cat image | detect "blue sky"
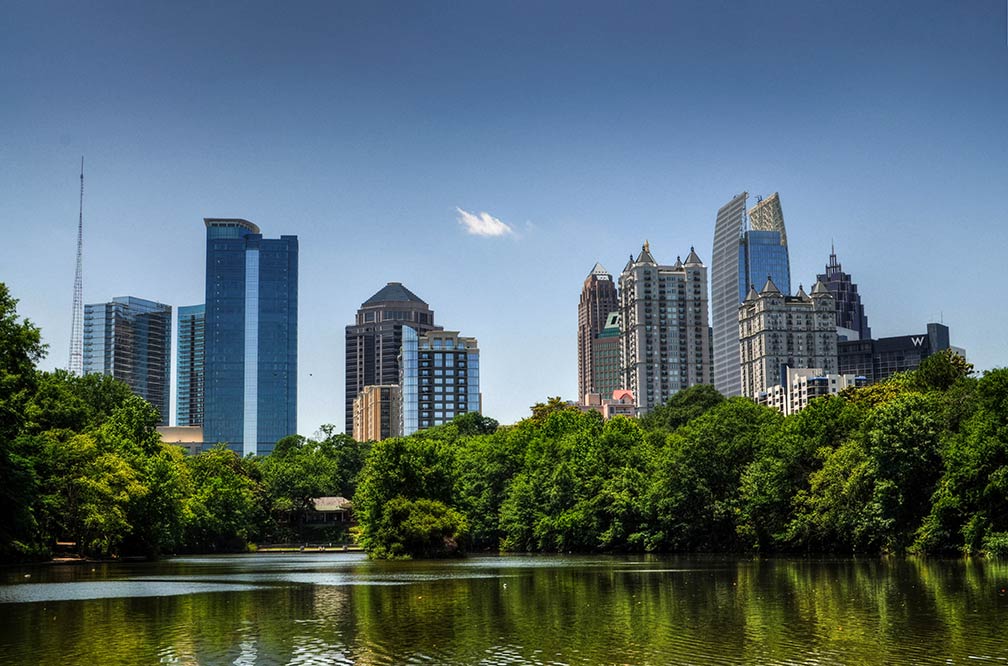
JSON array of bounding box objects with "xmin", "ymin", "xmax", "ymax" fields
[{"xmin": 2, "ymin": 1, "xmax": 1006, "ymax": 434}]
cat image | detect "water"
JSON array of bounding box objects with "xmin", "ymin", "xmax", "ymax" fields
[{"xmin": 1, "ymin": 554, "xmax": 1006, "ymax": 665}]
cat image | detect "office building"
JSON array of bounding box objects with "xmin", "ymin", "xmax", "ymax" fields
[
  {"xmin": 590, "ymin": 312, "xmax": 622, "ymax": 400},
  {"xmin": 578, "ymin": 263, "xmax": 619, "ymax": 399},
  {"xmin": 83, "ymin": 296, "xmax": 172, "ymax": 425},
  {"xmin": 738, "ymin": 278, "xmax": 838, "ymax": 398},
  {"xmin": 352, "ymin": 384, "xmax": 401, "ymax": 442},
  {"xmin": 757, "ymin": 367, "xmax": 868, "ymax": 416},
  {"xmin": 176, "ymin": 304, "xmax": 205, "ymax": 427},
  {"xmin": 817, "ymin": 245, "xmax": 871, "ymax": 341},
  {"xmin": 619, "ymin": 242, "xmax": 711, "ymax": 413},
  {"xmin": 345, "ymin": 282, "xmax": 440, "ymax": 434},
  {"xmin": 400, "ymin": 327, "xmax": 480, "ymax": 436},
  {"xmin": 838, "ymin": 323, "xmax": 953, "ymax": 384},
  {"xmin": 711, "ymin": 192, "xmax": 791, "ymax": 397},
  {"xmin": 203, "ymin": 218, "xmax": 298, "ymax": 456}
]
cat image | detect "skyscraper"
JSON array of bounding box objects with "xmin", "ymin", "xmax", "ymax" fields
[
  {"xmin": 591, "ymin": 312, "xmax": 622, "ymax": 399},
  {"xmin": 578, "ymin": 263, "xmax": 619, "ymax": 401},
  {"xmin": 619, "ymin": 243, "xmax": 711, "ymax": 413},
  {"xmin": 345, "ymin": 282, "xmax": 440, "ymax": 434},
  {"xmin": 817, "ymin": 245, "xmax": 872, "ymax": 341},
  {"xmin": 399, "ymin": 327, "xmax": 480, "ymax": 436},
  {"xmin": 203, "ymin": 218, "xmax": 298, "ymax": 456},
  {"xmin": 176, "ymin": 304, "xmax": 205, "ymax": 427},
  {"xmin": 738, "ymin": 278, "xmax": 837, "ymax": 398},
  {"xmin": 711, "ymin": 192, "xmax": 791, "ymax": 397},
  {"xmin": 83, "ymin": 296, "xmax": 172, "ymax": 425}
]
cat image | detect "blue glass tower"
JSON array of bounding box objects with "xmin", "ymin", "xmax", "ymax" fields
[
  {"xmin": 176, "ymin": 304, "xmax": 205, "ymax": 427},
  {"xmin": 711, "ymin": 192, "xmax": 790, "ymax": 397},
  {"xmin": 203, "ymin": 218, "xmax": 298, "ymax": 456},
  {"xmin": 399, "ymin": 326, "xmax": 480, "ymax": 436}
]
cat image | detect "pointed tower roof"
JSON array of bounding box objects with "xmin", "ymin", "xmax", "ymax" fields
[
  {"xmin": 760, "ymin": 275, "xmax": 781, "ymax": 295},
  {"xmin": 744, "ymin": 285, "xmax": 759, "ymax": 303},
  {"xmin": 672, "ymin": 255, "xmax": 683, "ymax": 270},
  {"xmin": 811, "ymin": 278, "xmax": 832, "ymax": 298},
  {"xmin": 795, "ymin": 284, "xmax": 811, "ymax": 301},
  {"xmin": 636, "ymin": 241, "xmax": 657, "ymax": 265},
  {"xmin": 683, "ymin": 246, "xmax": 703, "ymax": 267},
  {"xmin": 588, "ymin": 262, "xmax": 609, "ymax": 277},
  {"xmin": 623, "ymin": 254, "xmax": 635, "ymax": 273},
  {"xmin": 363, "ymin": 282, "xmax": 426, "ymax": 305}
]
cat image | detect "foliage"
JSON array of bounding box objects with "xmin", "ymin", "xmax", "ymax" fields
[
  {"xmin": 638, "ymin": 384, "xmax": 725, "ymax": 432},
  {"xmin": 364, "ymin": 497, "xmax": 467, "ymax": 559}
]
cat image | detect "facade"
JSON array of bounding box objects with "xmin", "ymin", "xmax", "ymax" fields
[
  {"xmin": 738, "ymin": 278, "xmax": 838, "ymax": 398},
  {"xmin": 203, "ymin": 218, "xmax": 298, "ymax": 456},
  {"xmin": 590, "ymin": 312, "xmax": 622, "ymax": 398},
  {"xmin": 711, "ymin": 192, "xmax": 791, "ymax": 397},
  {"xmin": 83, "ymin": 296, "xmax": 172, "ymax": 425},
  {"xmin": 345, "ymin": 282, "xmax": 440, "ymax": 434},
  {"xmin": 579, "ymin": 389, "xmax": 637, "ymax": 419},
  {"xmin": 817, "ymin": 245, "xmax": 871, "ymax": 341},
  {"xmin": 578, "ymin": 263, "xmax": 620, "ymax": 400},
  {"xmin": 757, "ymin": 367, "xmax": 867, "ymax": 416},
  {"xmin": 156, "ymin": 425, "xmax": 204, "ymax": 456},
  {"xmin": 352, "ymin": 384, "xmax": 401, "ymax": 442},
  {"xmin": 400, "ymin": 327, "xmax": 480, "ymax": 436},
  {"xmin": 838, "ymin": 323, "xmax": 952, "ymax": 384},
  {"xmin": 176, "ymin": 304, "xmax": 205, "ymax": 427},
  {"xmin": 619, "ymin": 243, "xmax": 711, "ymax": 414}
]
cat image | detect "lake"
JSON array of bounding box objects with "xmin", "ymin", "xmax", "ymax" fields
[{"xmin": 1, "ymin": 553, "xmax": 1006, "ymax": 664}]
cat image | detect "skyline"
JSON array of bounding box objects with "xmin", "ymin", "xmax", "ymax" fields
[{"xmin": 2, "ymin": 1, "xmax": 1006, "ymax": 433}]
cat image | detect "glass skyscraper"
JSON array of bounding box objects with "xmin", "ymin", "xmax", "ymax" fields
[
  {"xmin": 203, "ymin": 218, "xmax": 298, "ymax": 456},
  {"xmin": 176, "ymin": 304, "xmax": 205, "ymax": 427},
  {"xmin": 83, "ymin": 296, "xmax": 172, "ymax": 425},
  {"xmin": 399, "ymin": 326, "xmax": 480, "ymax": 436},
  {"xmin": 711, "ymin": 192, "xmax": 791, "ymax": 397},
  {"xmin": 345, "ymin": 283, "xmax": 440, "ymax": 434}
]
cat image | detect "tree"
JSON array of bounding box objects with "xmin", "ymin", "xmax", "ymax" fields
[
  {"xmin": 0, "ymin": 283, "xmax": 46, "ymax": 441},
  {"xmin": 639, "ymin": 384, "xmax": 725, "ymax": 432},
  {"xmin": 528, "ymin": 396, "xmax": 578, "ymax": 422},
  {"xmin": 364, "ymin": 497, "xmax": 467, "ymax": 559},
  {"xmin": 183, "ymin": 446, "xmax": 262, "ymax": 552}
]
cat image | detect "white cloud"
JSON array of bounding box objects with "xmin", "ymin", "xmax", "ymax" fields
[{"xmin": 456, "ymin": 207, "xmax": 514, "ymax": 237}]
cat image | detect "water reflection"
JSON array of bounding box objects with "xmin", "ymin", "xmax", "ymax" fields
[{"xmin": 1, "ymin": 554, "xmax": 1006, "ymax": 665}]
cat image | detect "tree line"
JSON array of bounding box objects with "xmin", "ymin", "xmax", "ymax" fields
[{"xmin": 2, "ymin": 281, "xmax": 1006, "ymax": 561}]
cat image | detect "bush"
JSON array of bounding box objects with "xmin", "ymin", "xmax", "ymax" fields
[{"xmin": 366, "ymin": 497, "xmax": 467, "ymax": 559}]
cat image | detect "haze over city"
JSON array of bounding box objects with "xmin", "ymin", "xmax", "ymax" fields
[{"xmin": 2, "ymin": 1, "xmax": 1006, "ymax": 434}]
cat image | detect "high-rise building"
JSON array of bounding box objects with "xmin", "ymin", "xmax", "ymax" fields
[
  {"xmin": 203, "ymin": 218, "xmax": 298, "ymax": 456},
  {"xmin": 352, "ymin": 384, "xmax": 401, "ymax": 442},
  {"xmin": 838, "ymin": 323, "xmax": 953, "ymax": 384},
  {"xmin": 738, "ymin": 278, "xmax": 837, "ymax": 398},
  {"xmin": 711, "ymin": 192, "xmax": 791, "ymax": 397},
  {"xmin": 619, "ymin": 243, "xmax": 711, "ymax": 413},
  {"xmin": 83, "ymin": 296, "xmax": 172, "ymax": 425},
  {"xmin": 345, "ymin": 283, "xmax": 440, "ymax": 434},
  {"xmin": 399, "ymin": 327, "xmax": 480, "ymax": 436},
  {"xmin": 757, "ymin": 367, "xmax": 868, "ymax": 416},
  {"xmin": 590, "ymin": 312, "xmax": 622, "ymax": 400},
  {"xmin": 176, "ymin": 304, "xmax": 205, "ymax": 427},
  {"xmin": 578, "ymin": 263, "xmax": 619, "ymax": 400},
  {"xmin": 817, "ymin": 245, "xmax": 871, "ymax": 341}
]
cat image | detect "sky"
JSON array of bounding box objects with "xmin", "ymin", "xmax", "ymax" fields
[{"xmin": 2, "ymin": 1, "xmax": 1006, "ymax": 435}]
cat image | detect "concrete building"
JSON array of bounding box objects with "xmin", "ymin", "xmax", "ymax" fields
[
  {"xmin": 400, "ymin": 327, "xmax": 480, "ymax": 436},
  {"xmin": 590, "ymin": 312, "xmax": 622, "ymax": 399},
  {"xmin": 838, "ymin": 323, "xmax": 954, "ymax": 384},
  {"xmin": 757, "ymin": 367, "xmax": 868, "ymax": 416},
  {"xmin": 578, "ymin": 263, "xmax": 619, "ymax": 400},
  {"xmin": 203, "ymin": 218, "xmax": 298, "ymax": 456},
  {"xmin": 817, "ymin": 245, "xmax": 871, "ymax": 341},
  {"xmin": 579, "ymin": 389, "xmax": 637, "ymax": 419},
  {"xmin": 345, "ymin": 283, "xmax": 440, "ymax": 435},
  {"xmin": 352, "ymin": 384, "xmax": 401, "ymax": 442},
  {"xmin": 711, "ymin": 192, "xmax": 792, "ymax": 397},
  {"xmin": 83, "ymin": 296, "xmax": 172, "ymax": 425},
  {"xmin": 619, "ymin": 242, "xmax": 711, "ymax": 414},
  {"xmin": 739, "ymin": 277, "xmax": 838, "ymax": 399},
  {"xmin": 156, "ymin": 425, "xmax": 204, "ymax": 456},
  {"xmin": 176, "ymin": 304, "xmax": 205, "ymax": 427}
]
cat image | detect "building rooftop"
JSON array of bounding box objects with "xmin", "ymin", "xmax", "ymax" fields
[
  {"xmin": 203, "ymin": 218, "xmax": 261, "ymax": 234},
  {"xmin": 363, "ymin": 282, "xmax": 427, "ymax": 306}
]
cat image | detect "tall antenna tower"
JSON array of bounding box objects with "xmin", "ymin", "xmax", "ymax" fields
[{"xmin": 68, "ymin": 156, "xmax": 84, "ymax": 375}]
